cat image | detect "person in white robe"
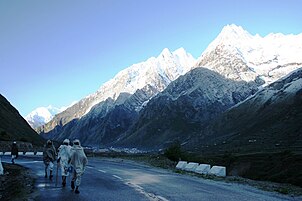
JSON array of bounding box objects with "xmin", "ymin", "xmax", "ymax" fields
[
  {"xmin": 57, "ymin": 139, "xmax": 72, "ymax": 187},
  {"xmin": 69, "ymin": 139, "xmax": 88, "ymax": 194}
]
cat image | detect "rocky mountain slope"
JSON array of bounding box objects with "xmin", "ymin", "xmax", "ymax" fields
[
  {"xmin": 111, "ymin": 25, "xmax": 302, "ymax": 150},
  {"xmin": 39, "ymin": 48, "xmax": 196, "ymax": 142},
  {"xmin": 190, "ymin": 68, "xmax": 302, "ymax": 154},
  {"xmin": 114, "ymin": 67, "xmax": 258, "ymax": 149},
  {"xmin": 39, "ymin": 24, "xmax": 302, "ymax": 150},
  {"xmin": 0, "ymin": 94, "xmax": 44, "ymax": 145}
]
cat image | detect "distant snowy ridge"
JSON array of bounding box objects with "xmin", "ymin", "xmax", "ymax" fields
[
  {"xmin": 25, "ymin": 105, "xmax": 64, "ymax": 129},
  {"xmin": 196, "ymin": 24, "xmax": 302, "ymax": 85},
  {"xmin": 39, "ymin": 48, "xmax": 196, "ymax": 133},
  {"xmin": 81, "ymin": 47, "xmax": 195, "ymax": 116}
]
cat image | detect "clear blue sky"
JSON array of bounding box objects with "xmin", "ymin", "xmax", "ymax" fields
[{"xmin": 0, "ymin": 0, "xmax": 301, "ymax": 117}]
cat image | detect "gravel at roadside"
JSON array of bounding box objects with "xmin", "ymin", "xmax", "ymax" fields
[{"xmin": 0, "ymin": 162, "xmax": 38, "ymax": 201}]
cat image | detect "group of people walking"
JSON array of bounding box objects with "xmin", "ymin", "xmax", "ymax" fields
[
  {"xmin": 43, "ymin": 139, "xmax": 88, "ymax": 194},
  {"xmin": 10, "ymin": 138, "xmax": 88, "ymax": 194}
]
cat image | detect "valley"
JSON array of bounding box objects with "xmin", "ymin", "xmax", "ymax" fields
[{"xmin": 1, "ymin": 24, "xmax": 301, "ymax": 190}]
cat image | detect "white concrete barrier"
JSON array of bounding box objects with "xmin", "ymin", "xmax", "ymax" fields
[
  {"xmin": 18, "ymin": 152, "xmax": 24, "ymax": 155},
  {"xmin": 194, "ymin": 164, "xmax": 211, "ymax": 175},
  {"xmin": 209, "ymin": 166, "xmax": 226, "ymax": 177},
  {"xmin": 0, "ymin": 157, "xmax": 3, "ymax": 175},
  {"xmin": 4, "ymin": 152, "xmax": 11, "ymax": 156},
  {"xmin": 36, "ymin": 152, "xmax": 43, "ymax": 156},
  {"xmin": 176, "ymin": 161, "xmax": 188, "ymax": 170},
  {"xmin": 184, "ymin": 162, "xmax": 199, "ymax": 172},
  {"xmin": 25, "ymin": 152, "xmax": 35, "ymax": 156}
]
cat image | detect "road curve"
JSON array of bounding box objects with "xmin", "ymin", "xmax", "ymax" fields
[{"xmin": 1, "ymin": 156, "xmax": 301, "ymax": 201}]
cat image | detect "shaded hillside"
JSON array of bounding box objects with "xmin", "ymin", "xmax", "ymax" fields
[
  {"xmin": 115, "ymin": 67, "xmax": 258, "ymax": 149},
  {"xmin": 0, "ymin": 94, "xmax": 44, "ymax": 146},
  {"xmin": 41, "ymin": 98, "xmax": 138, "ymax": 147},
  {"xmin": 164, "ymin": 68, "xmax": 302, "ymax": 188},
  {"xmin": 190, "ymin": 68, "xmax": 302, "ymax": 154},
  {"xmin": 40, "ymin": 90, "xmax": 142, "ymax": 146}
]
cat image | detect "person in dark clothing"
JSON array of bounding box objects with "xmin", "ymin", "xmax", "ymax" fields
[
  {"xmin": 11, "ymin": 141, "xmax": 18, "ymax": 164},
  {"xmin": 43, "ymin": 140, "xmax": 57, "ymax": 179}
]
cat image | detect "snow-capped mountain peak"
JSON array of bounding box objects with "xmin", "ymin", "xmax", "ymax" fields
[
  {"xmin": 159, "ymin": 48, "xmax": 173, "ymax": 58},
  {"xmin": 25, "ymin": 105, "xmax": 64, "ymax": 129},
  {"xmin": 86, "ymin": 48, "xmax": 196, "ymax": 114},
  {"xmin": 207, "ymin": 24, "xmax": 252, "ymax": 49},
  {"xmin": 220, "ymin": 24, "xmax": 251, "ymax": 38},
  {"xmin": 172, "ymin": 47, "xmax": 188, "ymax": 57},
  {"xmin": 172, "ymin": 47, "xmax": 195, "ymax": 66},
  {"xmin": 39, "ymin": 47, "xmax": 196, "ymax": 134},
  {"xmin": 196, "ymin": 24, "xmax": 302, "ymax": 85}
]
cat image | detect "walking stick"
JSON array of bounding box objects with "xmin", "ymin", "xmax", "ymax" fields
[
  {"xmin": 0, "ymin": 156, "xmax": 3, "ymax": 175},
  {"xmin": 55, "ymin": 162, "xmax": 59, "ymax": 187}
]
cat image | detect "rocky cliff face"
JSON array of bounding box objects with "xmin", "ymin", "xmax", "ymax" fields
[
  {"xmin": 114, "ymin": 67, "xmax": 258, "ymax": 149},
  {"xmin": 40, "ymin": 77, "xmax": 192, "ymax": 146},
  {"xmin": 189, "ymin": 68, "xmax": 302, "ymax": 154},
  {"xmin": 39, "ymin": 48, "xmax": 196, "ymax": 141}
]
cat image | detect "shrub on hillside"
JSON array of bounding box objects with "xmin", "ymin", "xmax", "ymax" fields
[{"xmin": 164, "ymin": 142, "xmax": 182, "ymax": 162}]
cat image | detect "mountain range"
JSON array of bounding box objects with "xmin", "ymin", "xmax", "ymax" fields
[
  {"xmin": 37, "ymin": 47, "xmax": 195, "ymax": 140},
  {"xmin": 188, "ymin": 68, "xmax": 302, "ymax": 154},
  {"xmin": 114, "ymin": 67, "xmax": 258, "ymax": 149},
  {"xmin": 196, "ymin": 24, "xmax": 302, "ymax": 84},
  {"xmin": 35, "ymin": 24, "xmax": 301, "ymax": 152}
]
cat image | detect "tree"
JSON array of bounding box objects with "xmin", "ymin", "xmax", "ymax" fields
[{"xmin": 164, "ymin": 142, "xmax": 182, "ymax": 162}]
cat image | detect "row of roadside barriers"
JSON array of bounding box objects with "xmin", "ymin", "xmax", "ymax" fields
[
  {"xmin": 176, "ymin": 161, "xmax": 226, "ymax": 177},
  {"xmin": 0, "ymin": 152, "xmax": 43, "ymax": 156}
]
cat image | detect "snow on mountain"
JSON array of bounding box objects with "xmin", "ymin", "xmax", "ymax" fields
[
  {"xmin": 115, "ymin": 67, "xmax": 258, "ymax": 149},
  {"xmin": 25, "ymin": 105, "xmax": 64, "ymax": 129},
  {"xmin": 196, "ymin": 24, "xmax": 302, "ymax": 85},
  {"xmin": 40, "ymin": 48, "xmax": 196, "ymax": 133},
  {"xmin": 39, "ymin": 24, "xmax": 302, "ymax": 147},
  {"xmin": 82, "ymin": 48, "xmax": 196, "ymax": 116},
  {"xmin": 187, "ymin": 68, "xmax": 302, "ymax": 157}
]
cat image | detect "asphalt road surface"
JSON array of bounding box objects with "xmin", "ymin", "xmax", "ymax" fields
[{"xmin": 1, "ymin": 156, "xmax": 301, "ymax": 201}]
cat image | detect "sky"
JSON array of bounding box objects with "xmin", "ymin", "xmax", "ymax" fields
[{"xmin": 0, "ymin": 0, "xmax": 301, "ymax": 117}]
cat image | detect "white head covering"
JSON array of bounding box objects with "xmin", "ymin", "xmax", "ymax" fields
[
  {"xmin": 63, "ymin": 139, "xmax": 70, "ymax": 144},
  {"xmin": 73, "ymin": 139, "xmax": 80, "ymax": 145}
]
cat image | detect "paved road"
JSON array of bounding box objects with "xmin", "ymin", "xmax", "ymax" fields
[{"xmin": 1, "ymin": 156, "xmax": 301, "ymax": 201}]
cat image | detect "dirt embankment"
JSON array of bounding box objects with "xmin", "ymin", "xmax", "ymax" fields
[{"xmin": 0, "ymin": 162, "xmax": 37, "ymax": 201}]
